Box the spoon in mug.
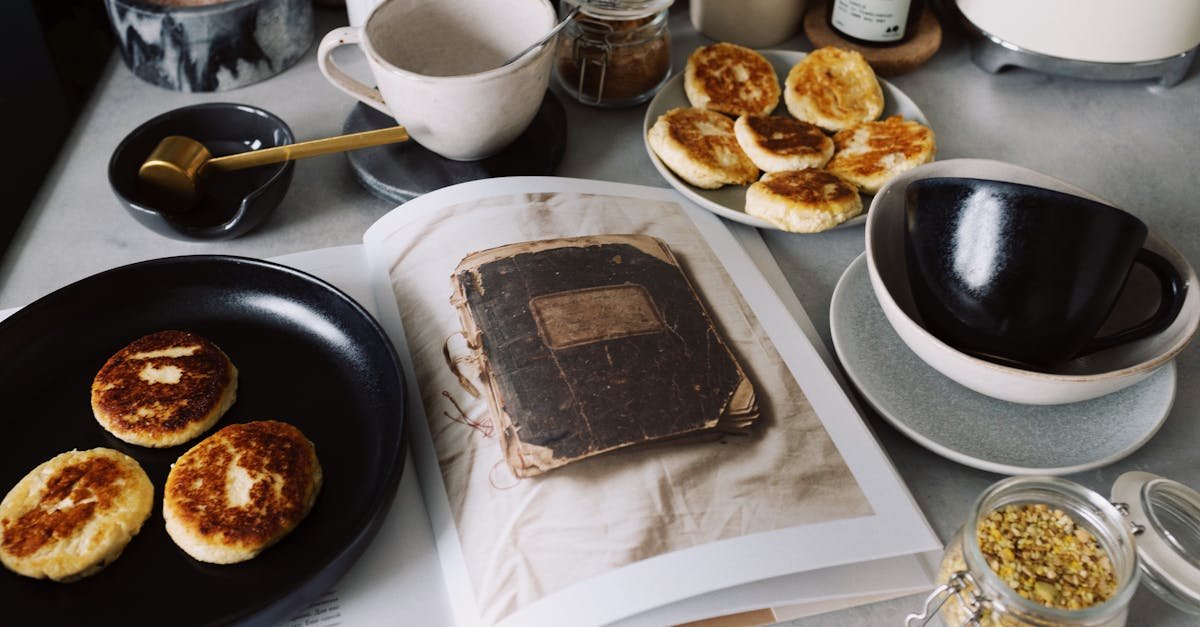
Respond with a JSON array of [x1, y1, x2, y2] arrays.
[[138, 125, 410, 212], [500, 3, 582, 67]]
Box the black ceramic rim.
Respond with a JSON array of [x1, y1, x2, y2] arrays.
[[107, 103, 296, 239], [108, 102, 295, 185], [910, 176, 1140, 223]]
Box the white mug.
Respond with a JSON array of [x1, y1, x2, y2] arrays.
[[690, 0, 808, 49], [318, 0, 556, 161]]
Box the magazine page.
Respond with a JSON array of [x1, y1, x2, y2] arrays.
[[615, 552, 938, 626], [267, 244, 936, 627], [268, 246, 455, 627], [362, 177, 939, 627]]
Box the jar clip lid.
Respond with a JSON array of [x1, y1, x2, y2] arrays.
[[1111, 471, 1200, 614], [565, 0, 674, 20]]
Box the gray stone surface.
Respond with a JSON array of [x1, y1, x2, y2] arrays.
[[3, 4, 1199, 625]]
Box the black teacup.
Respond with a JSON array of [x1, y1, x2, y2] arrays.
[[904, 177, 1186, 369]]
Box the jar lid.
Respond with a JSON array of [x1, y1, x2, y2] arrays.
[[1111, 471, 1200, 614], [564, 0, 674, 20]]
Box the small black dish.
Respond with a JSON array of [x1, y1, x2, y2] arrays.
[[109, 103, 295, 241], [343, 90, 567, 205]]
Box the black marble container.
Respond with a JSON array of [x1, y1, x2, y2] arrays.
[[104, 0, 314, 92]]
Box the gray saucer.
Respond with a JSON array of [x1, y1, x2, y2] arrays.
[[342, 91, 567, 205], [830, 254, 1176, 475]]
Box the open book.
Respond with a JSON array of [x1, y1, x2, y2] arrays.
[[275, 177, 941, 627]]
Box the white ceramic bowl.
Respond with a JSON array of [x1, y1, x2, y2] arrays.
[[864, 159, 1200, 405]]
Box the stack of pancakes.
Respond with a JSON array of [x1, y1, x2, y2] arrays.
[[648, 43, 936, 233]]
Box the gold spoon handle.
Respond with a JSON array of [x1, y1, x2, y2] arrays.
[[204, 125, 409, 173]]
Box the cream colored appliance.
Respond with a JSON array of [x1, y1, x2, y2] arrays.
[[956, 0, 1200, 86]]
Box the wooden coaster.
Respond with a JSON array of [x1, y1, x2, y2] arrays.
[[802, 1, 942, 76]]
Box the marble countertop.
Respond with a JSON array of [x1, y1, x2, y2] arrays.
[[3, 4, 1199, 625]]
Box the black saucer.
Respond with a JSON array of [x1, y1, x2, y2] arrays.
[[343, 90, 567, 205]]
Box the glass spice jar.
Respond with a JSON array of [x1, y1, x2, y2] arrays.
[[908, 474, 1200, 626], [554, 0, 673, 107]]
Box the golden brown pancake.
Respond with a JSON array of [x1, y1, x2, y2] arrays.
[[0, 448, 153, 581], [647, 107, 759, 189], [685, 43, 782, 118], [91, 330, 237, 448], [784, 46, 884, 132], [163, 421, 322, 564], [826, 115, 937, 194], [744, 168, 863, 233], [734, 114, 835, 172]]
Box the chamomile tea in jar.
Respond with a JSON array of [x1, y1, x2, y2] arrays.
[[914, 476, 1140, 626], [554, 0, 673, 107]]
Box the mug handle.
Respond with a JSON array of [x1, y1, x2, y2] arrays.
[[1082, 248, 1187, 355], [317, 26, 392, 116]]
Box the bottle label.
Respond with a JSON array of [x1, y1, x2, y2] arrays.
[[830, 0, 912, 42]]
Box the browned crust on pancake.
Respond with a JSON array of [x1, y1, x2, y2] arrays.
[[784, 46, 883, 131], [91, 330, 236, 446], [164, 421, 320, 558], [745, 168, 863, 232], [3, 456, 127, 558], [827, 115, 936, 190], [0, 448, 153, 581], [686, 43, 781, 117], [742, 115, 832, 157], [759, 169, 860, 205], [665, 107, 740, 156], [649, 107, 760, 188]]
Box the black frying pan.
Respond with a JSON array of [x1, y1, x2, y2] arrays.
[[0, 255, 407, 626]]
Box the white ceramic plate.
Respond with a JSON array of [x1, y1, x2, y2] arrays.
[[642, 49, 930, 232], [831, 253, 1176, 475]]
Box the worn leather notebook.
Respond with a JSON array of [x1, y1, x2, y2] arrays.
[[450, 234, 759, 477]]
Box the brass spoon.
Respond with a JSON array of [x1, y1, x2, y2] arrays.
[[138, 125, 410, 212]]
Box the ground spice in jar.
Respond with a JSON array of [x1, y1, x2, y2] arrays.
[[978, 503, 1118, 610], [555, 8, 671, 106]]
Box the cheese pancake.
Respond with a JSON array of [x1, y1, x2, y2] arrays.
[[745, 168, 863, 233], [648, 107, 759, 189], [91, 330, 237, 448], [826, 115, 936, 194], [163, 421, 321, 564], [784, 47, 883, 132], [685, 43, 781, 118], [734, 114, 835, 173], [0, 448, 153, 581]]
